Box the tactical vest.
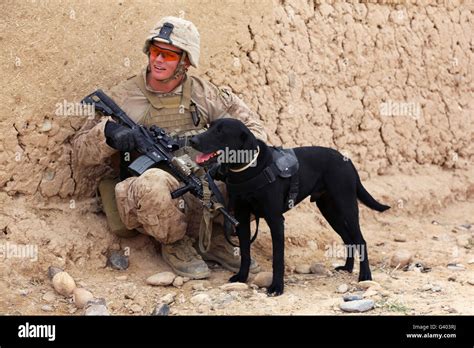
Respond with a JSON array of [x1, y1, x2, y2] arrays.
[[133, 74, 205, 156]]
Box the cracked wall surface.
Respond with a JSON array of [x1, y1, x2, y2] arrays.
[[1, 0, 472, 199]]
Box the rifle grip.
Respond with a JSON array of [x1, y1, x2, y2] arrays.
[[171, 184, 192, 199]]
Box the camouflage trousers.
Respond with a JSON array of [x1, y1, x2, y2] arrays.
[[114, 168, 225, 245]]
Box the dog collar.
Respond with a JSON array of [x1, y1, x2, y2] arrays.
[[229, 146, 260, 173]]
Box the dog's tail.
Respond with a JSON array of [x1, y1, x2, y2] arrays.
[[350, 162, 390, 212]]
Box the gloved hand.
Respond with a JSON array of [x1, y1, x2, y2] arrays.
[[104, 121, 145, 152]]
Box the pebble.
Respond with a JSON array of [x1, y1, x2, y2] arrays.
[[41, 305, 54, 312], [390, 250, 413, 268], [340, 299, 374, 313], [190, 293, 212, 305], [47, 266, 63, 280], [151, 303, 170, 316], [52, 272, 76, 296], [115, 275, 128, 281], [19, 289, 29, 296], [219, 283, 249, 291], [160, 293, 176, 305], [467, 279, 474, 286], [86, 298, 107, 307], [468, 259, 474, 265], [146, 272, 176, 286], [393, 234, 406, 242], [448, 275, 457, 282], [85, 304, 109, 316], [173, 276, 184, 287], [73, 288, 94, 309], [363, 289, 378, 298], [343, 294, 364, 302], [447, 263, 465, 271], [310, 262, 328, 275], [106, 250, 129, 270], [42, 291, 56, 303], [358, 280, 381, 290], [295, 264, 311, 274], [130, 304, 142, 313], [336, 284, 349, 294], [192, 283, 206, 291], [431, 285, 442, 292], [422, 284, 433, 291], [253, 272, 273, 288]]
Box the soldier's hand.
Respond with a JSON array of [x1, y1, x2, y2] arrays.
[[104, 121, 145, 152]]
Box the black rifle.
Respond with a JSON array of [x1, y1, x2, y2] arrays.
[[81, 89, 239, 227]]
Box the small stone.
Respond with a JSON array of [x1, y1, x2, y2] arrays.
[[447, 263, 465, 271], [339, 299, 374, 313], [336, 284, 349, 294], [431, 285, 442, 292], [146, 272, 176, 286], [390, 250, 413, 268], [85, 304, 109, 316], [192, 283, 206, 291], [467, 279, 474, 286], [160, 293, 176, 305], [106, 250, 129, 270], [190, 293, 212, 305], [73, 288, 94, 309], [295, 264, 311, 274], [343, 294, 363, 302], [41, 305, 54, 312], [394, 234, 406, 242], [219, 283, 249, 291], [182, 277, 190, 283], [380, 290, 390, 297], [130, 304, 142, 313], [253, 272, 273, 288], [358, 281, 381, 290], [173, 276, 184, 287], [86, 298, 107, 307], [151, 303, 170, 316], [115, 275, 128, 281], [52, 272, 76, 296], [422, 284, 432, 291], [42, 291, 56, 303], [19, 289, 29, 296], [310, 262, 328, 275], [468, 259, 474, 265], [40, 119, 52, 132], [448, 275, 457, 282], [47, 266, 63, 280], [363, 289, 378, 298]]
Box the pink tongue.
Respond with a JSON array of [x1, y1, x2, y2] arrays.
[[196, 153, 214, 164]]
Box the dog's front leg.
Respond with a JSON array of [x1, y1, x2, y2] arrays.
[[228, 207, 251, 284], [265, 215, 285, 296]]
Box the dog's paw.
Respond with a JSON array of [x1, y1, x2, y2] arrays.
[[229, 273, 247, 283], [267, 282, 284, 296], [358, 273, 372, 282], [335, 265, 353, 273]]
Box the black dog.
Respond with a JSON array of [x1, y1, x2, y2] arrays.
[[190, 118, 390, 296]]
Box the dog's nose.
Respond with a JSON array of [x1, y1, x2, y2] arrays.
[[189, 136, 199, 147]]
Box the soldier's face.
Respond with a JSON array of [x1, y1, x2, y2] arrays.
[[149, 42, 183, 81]]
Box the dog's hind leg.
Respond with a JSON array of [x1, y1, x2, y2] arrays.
[[315, 194, 355, 273]]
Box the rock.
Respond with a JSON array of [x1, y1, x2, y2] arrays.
[[447, 263, 465, 271], [19, 289, 29, 296], [310, 262, 328, 275], [431, 285, 442, 292], [41, 305, 54, 312], [219, 283, 249, 291], [363, 289, 378, 298], [468, 259, 474, 265], [86, 298, 107, 307], [130, 304, 142, 313], [340, 299, 374, 313], [106, 250, 129, 270], [295, 264, 311, 274], [115, 275, 128, 281], [146, 272, 176, 286], [192, 282, 206, 291], [85, 304, 109, 316], [52, 272, 76, 296], [343, 294, 364, 302], [151, 303, 170, 316], [467, 279, 474, 286], [448, 275, 457, 282], [42, 291, 56, 303], [390, 250, 413, 268], [160, 293, 176, 305], [40, 119, 52, 132], [182, 277, 190, 283], [173, 276, 184, 287], [47, 266, 63, 280], [358, 281, 381, 290], [73, 288, 94, 309], [421, 284, 432, 291], [253, 272, 273, 288], [336, 284, 349, 294], [393, 234, 406, 242], [190, 293, 212, 305]]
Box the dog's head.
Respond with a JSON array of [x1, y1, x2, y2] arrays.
[[190, 118, 258, 166]]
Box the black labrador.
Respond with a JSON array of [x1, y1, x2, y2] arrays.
[[190, 118, 390, 296]]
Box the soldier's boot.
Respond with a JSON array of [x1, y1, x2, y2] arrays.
[[198, 232, 261, 274], [161, 236, 210, 279]]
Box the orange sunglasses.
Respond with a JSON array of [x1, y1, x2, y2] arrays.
[[149, 45, 183, 62]]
